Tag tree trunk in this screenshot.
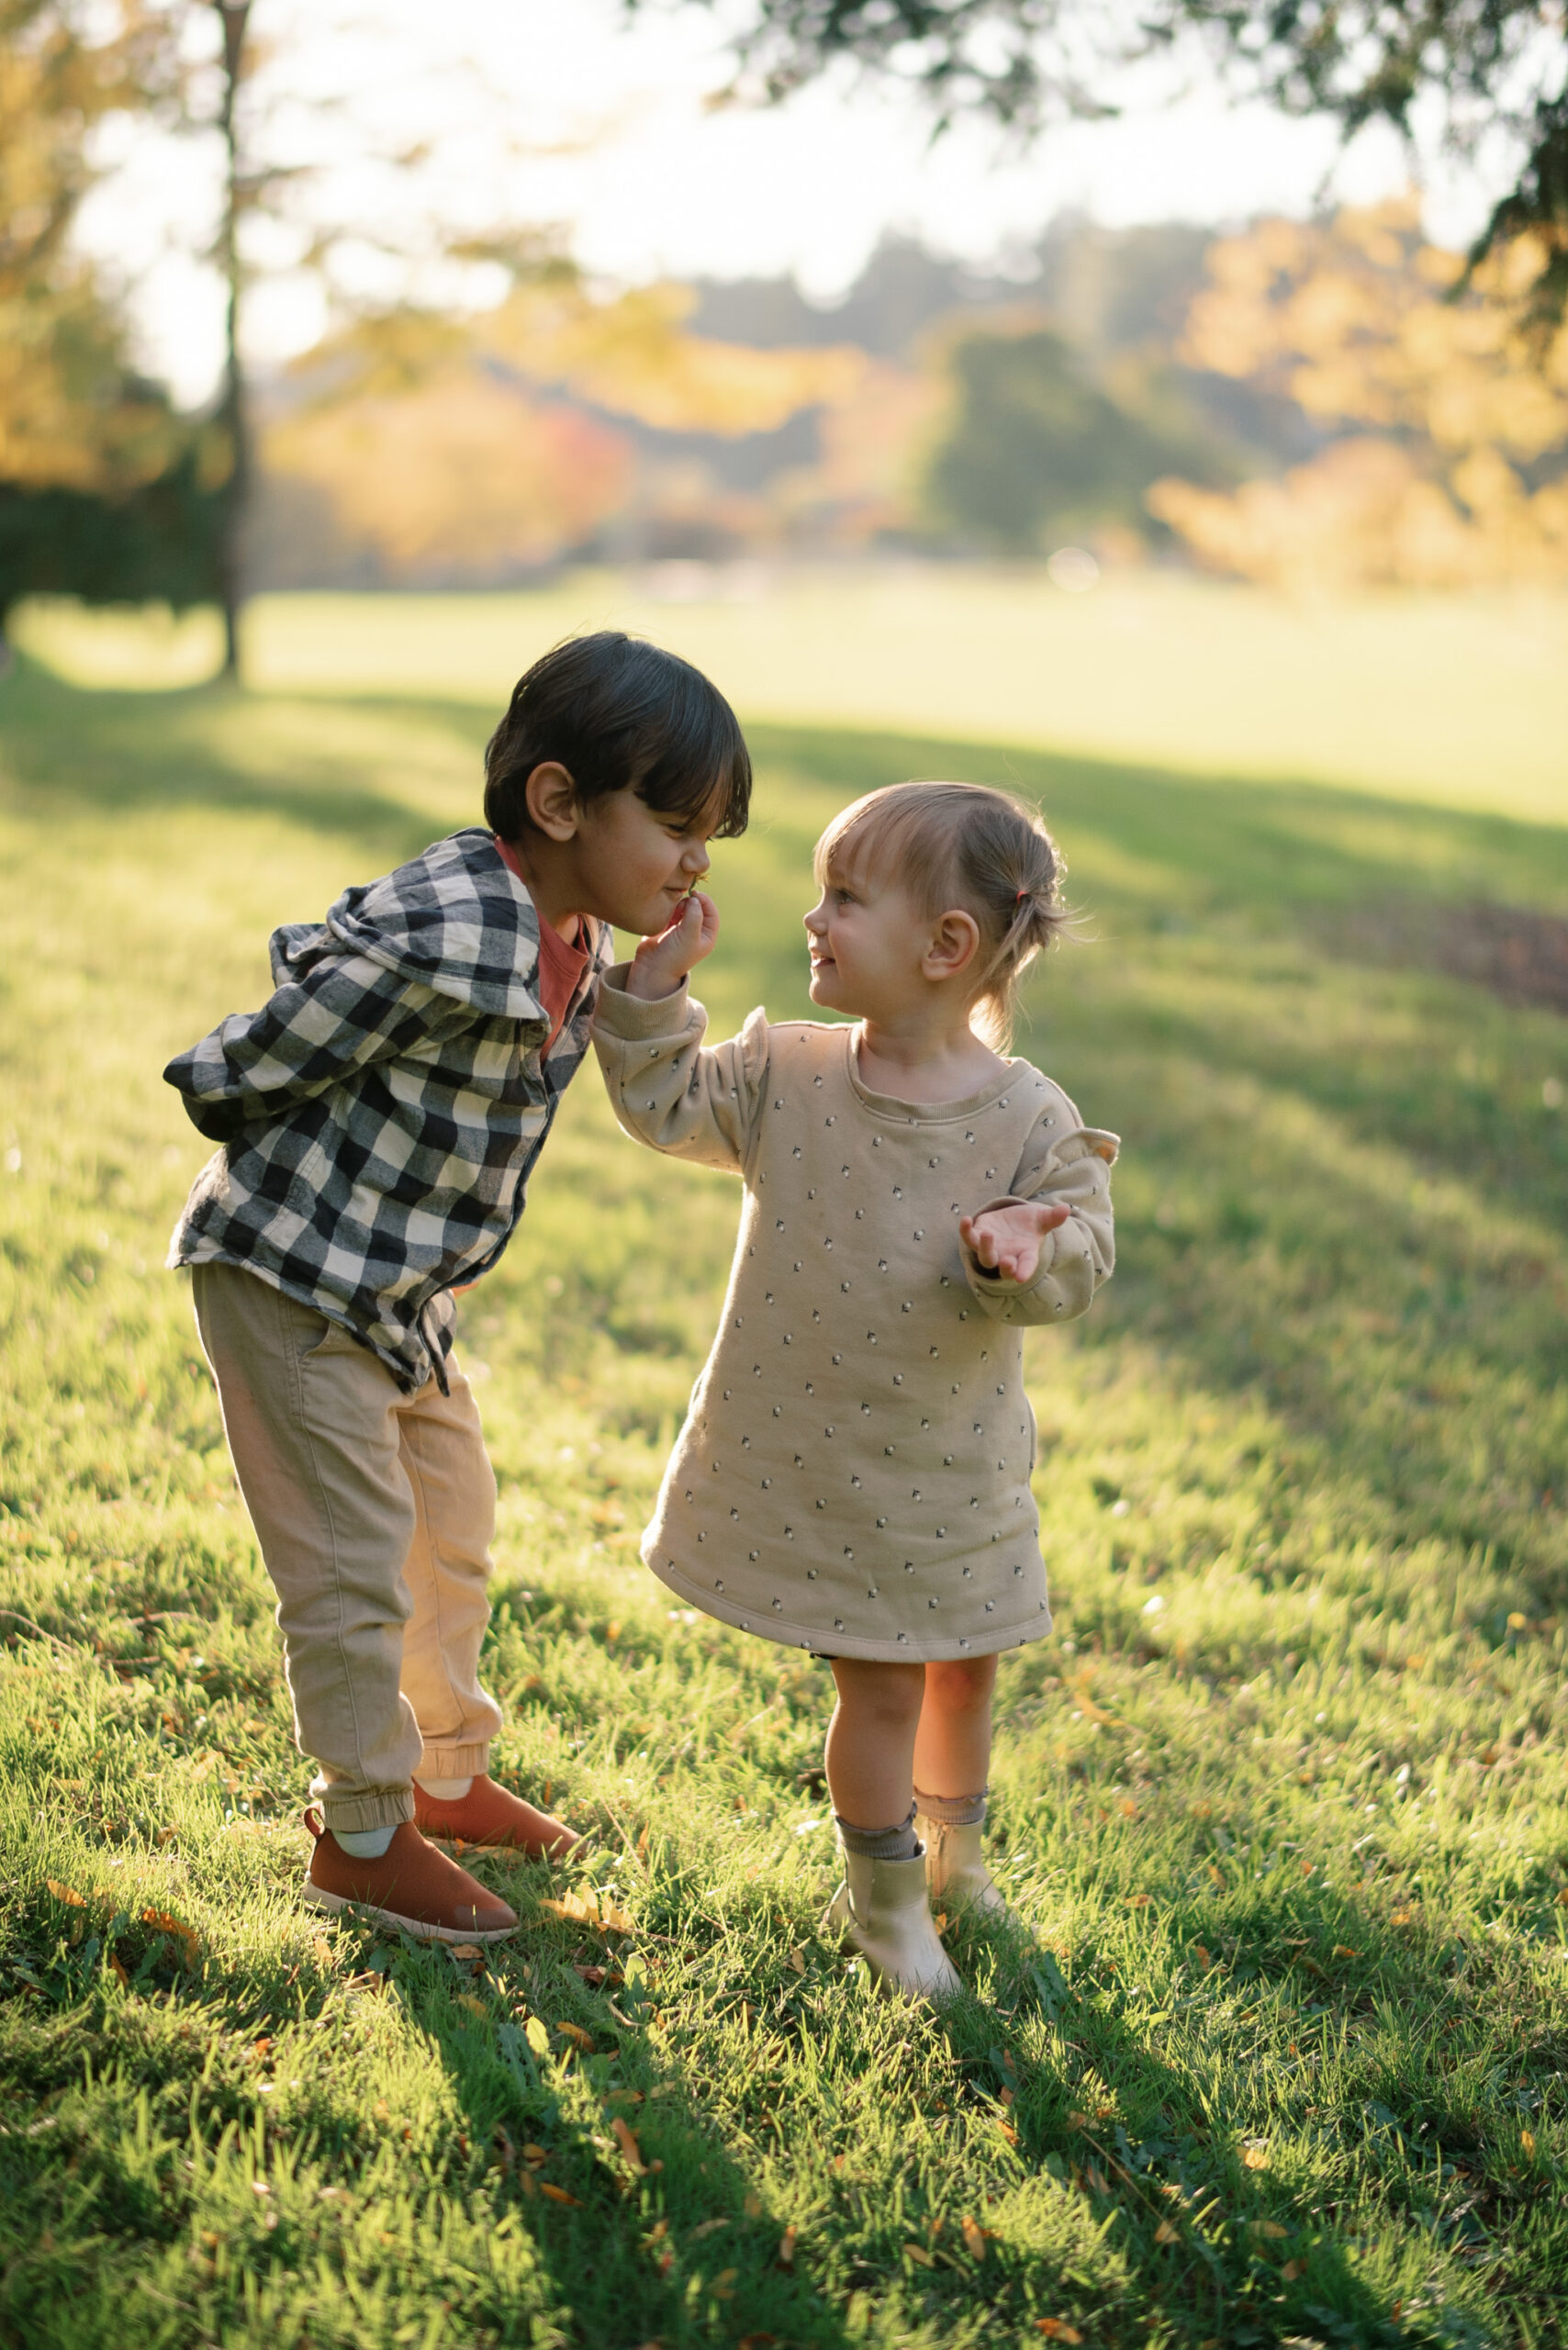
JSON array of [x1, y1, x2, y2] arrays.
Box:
[[214, 1, 251, 679]]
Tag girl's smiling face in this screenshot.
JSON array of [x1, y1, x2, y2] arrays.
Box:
[[803, 856, 924, 1020]]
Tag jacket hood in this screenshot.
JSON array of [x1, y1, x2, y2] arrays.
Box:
[[320, 827, 551, 1023]]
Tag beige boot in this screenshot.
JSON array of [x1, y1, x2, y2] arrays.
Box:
[[916, 1815, 1020, 1928], [823, 1844, 963, 2000]]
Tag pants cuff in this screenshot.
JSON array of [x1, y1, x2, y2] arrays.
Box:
[[319, 1786, 416, 1836], [417, 1740, 491, 1781]]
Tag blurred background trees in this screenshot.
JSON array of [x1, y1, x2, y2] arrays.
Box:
[[4, 0, 1566, 648], [0, 0, 218, 639]]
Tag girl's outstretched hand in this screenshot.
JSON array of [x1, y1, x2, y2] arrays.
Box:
[[959, 1200, 1072, 1285], [625, 890, 720, 1001]]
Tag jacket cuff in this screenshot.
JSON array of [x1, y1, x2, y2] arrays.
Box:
[[591, 965, 695, 1039]]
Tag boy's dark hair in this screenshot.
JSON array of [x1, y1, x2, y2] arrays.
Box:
[[484, 632, 751, 842]]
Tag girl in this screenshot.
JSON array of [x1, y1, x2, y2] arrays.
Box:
[[591, 782, 1117, 1997]]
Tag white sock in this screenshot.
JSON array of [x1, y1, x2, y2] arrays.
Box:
[[415, 1772, 473, 1802], [334, 1822, 397, 1859]]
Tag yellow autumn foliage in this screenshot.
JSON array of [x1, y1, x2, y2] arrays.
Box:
[[0, 4, 183, 494], [1148, 200, 1568, 588], [263, 371, 633, 578], [481, 278, 866, 438]]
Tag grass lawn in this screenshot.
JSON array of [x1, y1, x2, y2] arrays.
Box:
[[2, 614, 1567, 2350]]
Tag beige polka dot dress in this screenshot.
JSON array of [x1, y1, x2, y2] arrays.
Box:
[[592, 970, 1117, 1662]]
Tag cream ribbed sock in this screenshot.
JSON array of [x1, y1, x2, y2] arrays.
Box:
[[914, 1786, 988, 1829], [415, 1773, 473, 1801], [334, 1822, 397, 1859], [834, 1800, 922, 1862]]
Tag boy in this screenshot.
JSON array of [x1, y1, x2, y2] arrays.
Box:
[[165, 633, 750, 1942]]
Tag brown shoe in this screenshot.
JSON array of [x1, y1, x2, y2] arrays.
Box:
[[412, 1774, 579, 1860], [301, 1810, 517, 1943]]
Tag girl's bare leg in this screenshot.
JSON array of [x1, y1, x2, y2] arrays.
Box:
[[913, 1656, 999, 1798], [824, 1658, 925, 1826]]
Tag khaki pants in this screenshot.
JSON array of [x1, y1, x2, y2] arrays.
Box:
[[191, 1262, 503, 1835]]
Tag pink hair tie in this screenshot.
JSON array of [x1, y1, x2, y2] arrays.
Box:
[[1014, 888, 1029, 903]]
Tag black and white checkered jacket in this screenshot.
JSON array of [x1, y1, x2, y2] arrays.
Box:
[[165, 827, 610, 1392]]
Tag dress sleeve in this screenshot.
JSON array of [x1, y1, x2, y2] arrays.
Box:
[[591, 965, 769, 1176], [958, 1093, 1118, 1327]]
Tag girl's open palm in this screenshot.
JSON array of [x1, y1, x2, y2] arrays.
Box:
[[959, 1200, 1072, 1285], [626, 890, 720, 1001]]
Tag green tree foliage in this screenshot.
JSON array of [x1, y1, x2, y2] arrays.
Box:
[[921, 323, 1227, 552], [673, 0, 1568, 317], [0, 1, 218, 632]]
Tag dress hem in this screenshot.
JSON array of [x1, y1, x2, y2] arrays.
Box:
[[644, 1546, 1051, 1662]]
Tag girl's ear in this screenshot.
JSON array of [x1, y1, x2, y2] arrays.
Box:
[[922, 907, 981, 983], [523, 761, 579, 841]]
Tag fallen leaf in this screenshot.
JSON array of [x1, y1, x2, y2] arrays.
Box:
[[556, 2020, 593, 2052], [961, 2214, 988, 2260], [713, 2268, 737, 2295], [1193, 1944, 1214, 1971], [788, 1946, 806, 1975], [524, 2016, 550, 2056], [1206, 1863, 1224, 1888], [537, 2182, 580, 2206], [522, 2143, 548, 2166], [1036, 2323, 1083, 2344], [107, 1953, 129, 1988], [457, 1994, 489, 2020], [311, 1933, 334, 1965], [933, 1912, 948, 1931], [1119, 1796, 1139, 1819], [1126, 1893, 1151, 1908], [777, 2223, 797, 2268], [691, 2217, 729, 2240], [539, 1890, 633, 1935], [997, 2119, 1019, 2146], [1068, 2109, 1092, 2130], [141, 1907, 200, 1958], [1282, 2258, 1305, 2280], [1521, 2128, 1537, 2158], [451, 1942, 485, 1960], [1253, 2220, 1287, 2239], [1390, 1908, 1415, 1926], [1332, 1945, 1360, 1960], [611, 2117, 646, 2174], [1241, 2143, 1269, 2170], [1068, 1674, 1119, 1728], [46, 1880, 86, 1908], [904, 2242, 934, 2267], [1154, 2219, 1179, 2244], [745, 2191, 762, 2218]]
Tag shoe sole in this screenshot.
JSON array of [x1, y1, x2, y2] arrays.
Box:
[[302, 1881, 516, 1944]]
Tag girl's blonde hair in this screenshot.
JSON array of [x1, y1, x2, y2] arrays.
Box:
[[813, 780, 1068, 1050]]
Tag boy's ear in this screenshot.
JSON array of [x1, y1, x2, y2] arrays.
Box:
[[523, 761, 579, 842], [922, 907, 981, 984]]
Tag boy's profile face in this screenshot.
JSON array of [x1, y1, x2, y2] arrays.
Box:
[[513, 758, 718, 936]]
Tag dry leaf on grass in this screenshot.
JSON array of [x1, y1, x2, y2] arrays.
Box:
[[997, 2119, 1019, 2146], [1036, 2322, 1083, 2344], [46, 1879, 87, 1908], [107, 1953, 129, 1988], [1241, 2143, 1270, 2170], [1521, 2128, 1537, 2158], [777, 2223, 797, 2267], [960, 2215, 988, 2259], [1332, 1944, 1361, 1959], [1253, 2220, 1288, 2239], [788, 1946, 806, 1975], [904, 2243, 935, 2267], [611, 2117, 646, 2174], [745, 2191, 762, 2218], [537, 2181, 580, 2206], [1282, 2258, 1305, 2280], [141, 1908, 200, 1958], [456, 1994, 489, 2020], [539, 1890, 633, 1935], [1126, 1893, 1151, 1908], [555, 2020, 594, 2052], [1154, 2219, 1180, 2244]]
